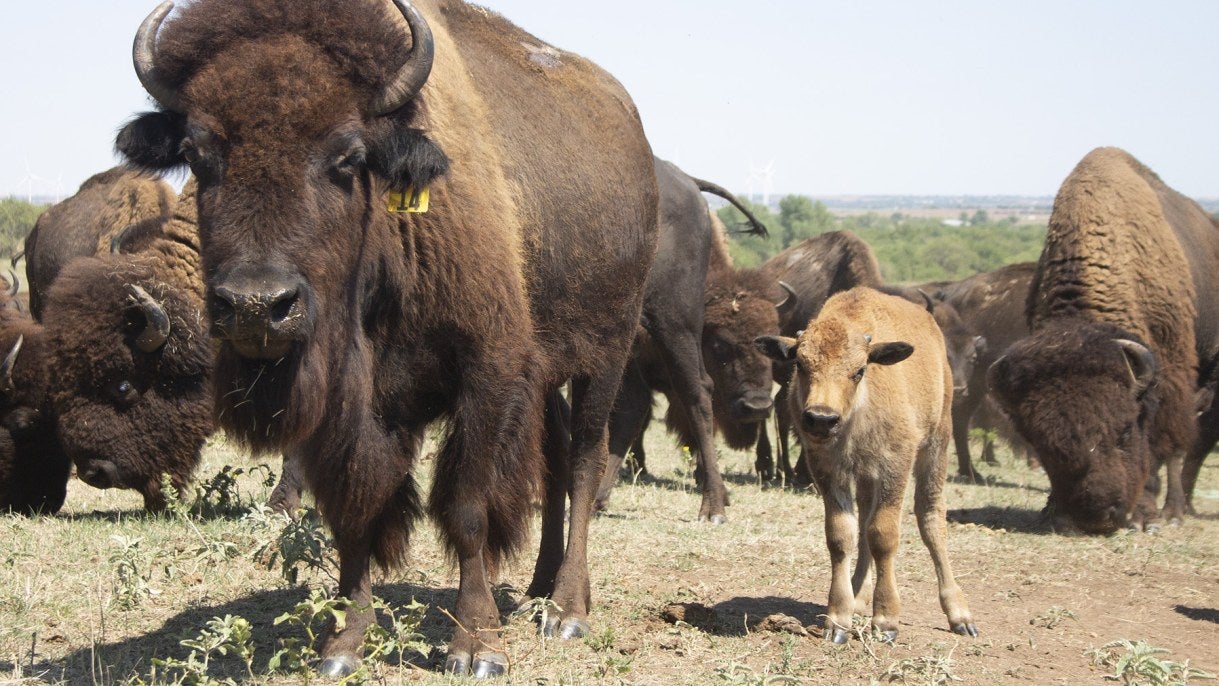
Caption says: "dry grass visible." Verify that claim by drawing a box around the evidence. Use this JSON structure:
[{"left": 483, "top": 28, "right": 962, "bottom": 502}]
[{"left": 1, "top": 422, "right": 1217, "bottom": 684}]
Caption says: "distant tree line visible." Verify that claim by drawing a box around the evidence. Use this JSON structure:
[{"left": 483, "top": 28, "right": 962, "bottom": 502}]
[
  {"left": 0, "top": 198, "right": 44, "bottom": 263},
  {"left": 718, "top": 195, "right": 1046, "bottom": 283}
]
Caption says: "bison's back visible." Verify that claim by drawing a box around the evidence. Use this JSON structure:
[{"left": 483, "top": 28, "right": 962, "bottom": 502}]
[{"left": 763, "top": 231, "right": 883, "bottom": 337}]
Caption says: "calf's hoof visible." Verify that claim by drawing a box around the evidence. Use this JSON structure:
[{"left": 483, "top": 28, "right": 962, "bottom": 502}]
[
  {"left": 877, "top": 629, "right": 898, "bottom": 643},
  {"left": 950, "top": 622, "right": 979, "bottom": 637},
  {"left": 318, "top": 655, "right": 359, "bottom": 679},
  {"left": 827, "top": 627, "right": 850, "bottom": 645}
]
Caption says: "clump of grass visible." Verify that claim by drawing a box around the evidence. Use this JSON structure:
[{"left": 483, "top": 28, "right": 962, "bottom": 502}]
[
  {"left": 1030, "top": 606, "right": 1078, "bottom": 629},
  {"left": 1087, "top": 639, "right": 1216, "bottom": 685}
]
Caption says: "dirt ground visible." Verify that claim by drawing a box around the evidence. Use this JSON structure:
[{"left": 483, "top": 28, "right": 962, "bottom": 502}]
[{"left": 1, "top": 426, "right": 1216, "bottom": 684}]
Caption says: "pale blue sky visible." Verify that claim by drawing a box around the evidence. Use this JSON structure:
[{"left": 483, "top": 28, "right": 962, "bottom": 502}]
[{"left": 2, "top": 1, "right": 1217, "bottom": 200}]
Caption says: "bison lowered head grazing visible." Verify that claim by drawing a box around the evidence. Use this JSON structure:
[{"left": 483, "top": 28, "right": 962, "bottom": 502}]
[
  {"left": 989, "top": 324, "right": 1157, "bottom": 534},
  {"left": 118, "top": 0, "right": 658, "bottom": 677}
]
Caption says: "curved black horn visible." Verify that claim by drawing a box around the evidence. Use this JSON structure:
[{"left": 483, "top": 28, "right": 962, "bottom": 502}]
[
  {"left": 5, "top": 270, "right": 18, "bottom": 299},
  {"left": 1, "top": 335, "right": 22, "bottom": 395},
  {"left": 1114, "top": 338, "right": 1156, "bottom": 394},
  {"left": 133, "top": 1, "right": 183, "bottom": 112},
  {"left": 128, "top": 284, "right": 171, "bottom": 353},
  {"left": 776, "top": 281, "right": 798, "bottom": 319},
  {"left": 917, "top": 288, "right": 935, "bottom": 313},
  {"left": 10, "top": 249, "right": 24, "bottom": 269},
  {"left": 371, "top": 0, "right": 435, "bottom": 116}
]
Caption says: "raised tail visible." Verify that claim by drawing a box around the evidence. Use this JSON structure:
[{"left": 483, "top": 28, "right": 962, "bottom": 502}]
[{"left": 691, "top": 177, "right": 769, "bottom": 238}]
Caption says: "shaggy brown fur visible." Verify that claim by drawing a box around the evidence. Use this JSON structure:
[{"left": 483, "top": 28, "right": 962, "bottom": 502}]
[
  {"left": 756, "top": 287, "right": 976, "bottom": 642},
  {"left": 24, "top": 168, "right": 174, "bottom": 319},
  {"left": 596, "top": 160, "right": 779, "bottom": 523},
  {"left": 931, "top": 262, "right": 1036, "bottom": 479},
  {"left": 757, "top": 231, "right": 884, "bottom": 483},
  {"left": 118, "top": 0, "right": 657, "bottom": 675},
  {"left": 990, "top": 147, "right": 1219, "bottom": 533},
  {"left": 0, "top": 289, "right": 68, "bottom": 514}
]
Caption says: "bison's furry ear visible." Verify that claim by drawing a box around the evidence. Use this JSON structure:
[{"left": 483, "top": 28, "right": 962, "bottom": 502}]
[
  {"left": 116, "top": 111, "right": 188, "bottom": 171},
  {"left": 754, "top": 335, "right": 797, "bottom": 362},
  {"left": 366, "top": 125, "right": 450, "bottom": 190},
  {"left": 868, "top": 341, "right": 914, "bottom": 366}
]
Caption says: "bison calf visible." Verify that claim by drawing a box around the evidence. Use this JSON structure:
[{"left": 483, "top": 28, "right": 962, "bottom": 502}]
[{"left": 756, "top": 287, "right": 976, "bottom": 643}]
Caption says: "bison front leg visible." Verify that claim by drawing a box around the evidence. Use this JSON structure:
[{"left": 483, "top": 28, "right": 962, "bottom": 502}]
[
  {"left": 865, "top": 477, "right": 908, "bottom": 641},
  {"left": 317, "top": 537, "right": 374, "bottom": 678},
  {"left": 596, "top": 362, "right": 651, "bottom": 512},
  {"left": 814, "top": 468, "right": 859, "bottom": 644},
  {"left": 268, "top": 450, "right": 305, "bottom": 514},
  {"left": 443, "top": 504, "right": 509, "bottom": 678}
]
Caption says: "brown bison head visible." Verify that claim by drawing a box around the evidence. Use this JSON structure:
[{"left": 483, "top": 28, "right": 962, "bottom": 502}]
[
  {"left": 756, "top": 321, "right": 913, "bottom": 444},
  {"left": 115, "top": 0, "right": 448, "bottom": 450},
  {"left": 39, "top": 257, "right": 213, "bottom": 511},
  {"left": 987, "top": 322, "right": 1157, "bottom": 535},
  {"left": 702, "top": 275, "right": 790, "bottom": 449}
]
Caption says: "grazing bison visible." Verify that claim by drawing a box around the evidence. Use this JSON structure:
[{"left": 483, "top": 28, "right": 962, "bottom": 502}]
[
  {"left": 118, "top": 0, "right": 657, "bottom": 677},
  {"left": 756, "top": 287, "right": 977, "bottom": 642},
  {"left": 595, "top": 158, "right": 782, "bottom": 522},
  {"left": 23, "top": 168, "right": 175, "bottom": 319},
  {"left": 17, "top": 173, "right": 213, "bottom": 511},
  {"left": 757, "top": 230, "right": 884, "bottom": 483},
  {"left": 989, "top": 147, "right": 1219, "bottom": 533},
  {"left": 928, "top": 262, "right": 1035, "bottom": 479},
  {"left": 0, "top": 284, "right": 69, "bottom": 515}
]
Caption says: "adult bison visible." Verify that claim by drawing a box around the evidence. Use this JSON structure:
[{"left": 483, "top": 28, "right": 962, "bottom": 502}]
[
  {"left": 118, "top": 0, "right": 657, "bottom": 677},
  {"left": 929, "top": 262, "right": 1035, "bottom": 479},
  {"left": 15, "top": 172, "right": 213, "bottom": 511},
  {"left": 756, "top": 230, "right": 884, "bottom": 483},
  {"left": 595, "top": 158, "right": 782, "bottom": 522},
  {"left": 755, "top": 287, "right": 977, "bottom": 643},
  {"left": 989, "top": 147, "right": 1219, "bottom": 534}
]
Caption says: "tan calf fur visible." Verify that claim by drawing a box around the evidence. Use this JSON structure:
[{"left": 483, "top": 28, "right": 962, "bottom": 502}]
[{"left": 756, "top": 286, "right": 977, "bottom": 643}]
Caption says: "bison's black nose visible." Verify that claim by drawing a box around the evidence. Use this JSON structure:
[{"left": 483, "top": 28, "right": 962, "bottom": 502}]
[
  {"left": 79, "top": 460, "right": 120, "bottom": 489},
  {"left": 210, "top": 263, "right": 311, "bottom": 358},
  {"left": 802, "top": 407, "right": 841, "bottom": 437},
  {"left": 733, "top": 395, "right": 774, "bottom": 421}
]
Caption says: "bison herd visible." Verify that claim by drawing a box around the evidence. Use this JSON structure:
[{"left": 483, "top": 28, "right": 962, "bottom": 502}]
[{"left": 1, "top": 0, "right": 1215, "bottom": 678}]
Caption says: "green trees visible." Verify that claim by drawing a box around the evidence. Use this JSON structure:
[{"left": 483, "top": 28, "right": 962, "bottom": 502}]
[
  {"left": 717, "top": 195, "right": 1045, "bottom": 282},
  {"left": 0, "top": 198, "right": 45, "bottom": 262}
]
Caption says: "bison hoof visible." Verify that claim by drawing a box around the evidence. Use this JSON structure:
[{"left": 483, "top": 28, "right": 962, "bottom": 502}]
[
  {"left": 878, "top": 629, "right": 898, "bottom": 643},
  {"left": 1144, "top": 522, "right": 1161, "bottom": 535},
  {"left": 318, "top": 655, "right": 359, "bottom": 679},
  {"left": 559, "top": 617, "right": 591, "bottom": 639},
  {"left": 951, "top": 622, "right": 979, "bottom": 637},
  {"left": 445, "top": 651, "right": 472, "bottom": 675},
  {"left": 827, "top": 628, "right": 850, "bottom": 645},
  {"left": 472, "top": 652, "right": 509, "bottom": 678},
  {"left": 704, "top": 514, "right": 727, "bottom": 525}
]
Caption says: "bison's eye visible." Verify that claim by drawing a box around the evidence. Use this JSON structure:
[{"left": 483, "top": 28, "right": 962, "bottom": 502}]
[
  {"left": 331, "top": 144, "right": 367, "bottom": 183},
  {"left": 109, "top": 379, "right": 139, "bottom": 406},
  {"left": 180, "top": 138, "right": 221, "bottom": 183},
  {"left": 795, "top": 359, "right": 808, "bottom": 374},
  {"left": 851, "top": 367, "right": 865, "bottom": 382}
]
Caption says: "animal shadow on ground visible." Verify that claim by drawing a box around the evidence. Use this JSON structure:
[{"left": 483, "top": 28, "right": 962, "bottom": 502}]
[
  {"left": 947, "top": 505, "right": 1052, "bottom": 534},
  {"left": 708, "top": 596, "right": 827, "bottom": 637},
  {"left": 947, "top": 474, "right": 1049, "bottom": 492},
  {"left": 1174, "top": 605, "right": 1219, "bottom": 624},
  {"left": 35, "top": 581, "right": 472, "bottom": 682}
]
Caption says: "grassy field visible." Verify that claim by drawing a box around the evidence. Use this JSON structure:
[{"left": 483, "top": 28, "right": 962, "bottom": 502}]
[{"left": 2, "top": 421, "right": 1217, "bottom": 685}]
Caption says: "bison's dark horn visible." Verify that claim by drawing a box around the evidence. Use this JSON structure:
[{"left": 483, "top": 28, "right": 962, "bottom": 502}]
[
  {"left": 776, "top": 281, "right": 798, "bottom": 319},
  {"left": 10, "top": 250, "right": 24, "bottom": 269},
  {"left": 1114, "top": 338, "right": 1155, "bottom": 394},
  {"left": 1, "top": 335, "right": 22, "bottom": 395},
  {"left": 128, "top": 284, "right": 171, "bottom": 353},
  {"left": 917, "top": 288, "right": 935, "bottom": 313},
  {"left": 372, "top": 0, "right": 435, "bottom": 115},
  {"left": 5, "top": 270, "right": 18, "bottom": 298},
  {"left": 134, "top": 1, "right": 183, "bottom": 113},
  {"left": 111, "top": 224, "right": 135, "bottom": 255}
]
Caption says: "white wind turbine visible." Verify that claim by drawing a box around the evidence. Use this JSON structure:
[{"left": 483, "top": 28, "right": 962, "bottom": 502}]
[{"left": 746, "top": 160, "right": 776, "bottom": 207}]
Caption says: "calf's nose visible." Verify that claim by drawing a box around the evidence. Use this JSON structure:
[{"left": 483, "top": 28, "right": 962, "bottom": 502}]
[{"left": 802, "top": 406, "right": 841, "bottom": 437}]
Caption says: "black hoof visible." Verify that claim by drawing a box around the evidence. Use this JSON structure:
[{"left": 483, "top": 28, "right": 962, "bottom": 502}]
[
  {"left": 828, "top": 628, "right": 849, "bottom": 644},
  {"left": 472, "top": 652, "right": 509, "bottom": 678},
  {"left": 318, "top": 655, "right": 359, "bottom": 679},
  {"left": 445, "top": 651, "right": 471, "bottom": 676},
  {"left": 559, "top": 617, "right": 590, "bottom": 639},
  {"left": 951, "top": 622, "right": 979, "bottom": 637}
]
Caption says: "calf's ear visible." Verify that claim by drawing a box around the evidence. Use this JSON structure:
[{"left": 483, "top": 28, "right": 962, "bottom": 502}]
[
  {"left": 754, "top": 335, "right": 797, "bottom": 362},
  {"left": 116, "top": 111, "right": 188, "bottom": 171},
  {"left": 868, "top": 341, "right": 914, "bottom": 366}
]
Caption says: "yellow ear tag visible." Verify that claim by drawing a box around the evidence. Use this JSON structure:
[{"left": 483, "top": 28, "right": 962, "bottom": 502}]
[{"left": 387, "top": 186, "right": 430, "bottom": 214}]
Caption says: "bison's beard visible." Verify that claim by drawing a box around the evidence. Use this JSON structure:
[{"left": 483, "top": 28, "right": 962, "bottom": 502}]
[
  {"left": 717, "top": 417, "right": 762, "bottom": 451},
  {"left": 212, "top": 340, "right": 329, "bottom": 454}
]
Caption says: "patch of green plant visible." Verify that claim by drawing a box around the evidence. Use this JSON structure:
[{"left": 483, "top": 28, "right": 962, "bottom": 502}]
[
  {"left": 246, "top": 504, "right": 337, "bottom": 586},
  {"left": 267, "top": 588, "right": 348, "bottom": 677},
  {"left": 1030, "top": 606, "right": 1078, "bottom": 629},
  {"left": 714, "top": 660, "right": 799, "bottom": 685},
  {"left": 109, "top": 535, "right": 158, "bottom": 610},
  {"left": 881, "top": 653, "right": 962, "bottom": 685},
  {"left": 361, "top": 595, "right": 431, "bottom": 668},
  {"left": 1087, "top": 639, "right": 1216, "bottom": 685},
  {"left": 191, "top": 464, "right": 276, "bottom": 518}
]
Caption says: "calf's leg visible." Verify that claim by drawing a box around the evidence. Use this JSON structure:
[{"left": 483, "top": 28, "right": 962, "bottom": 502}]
[
  {"left": 913, "top": 441, "right": 977, "bottom": 636},
  {"left": 813, "top": 466, "right": 859, "bottom": 644}
]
